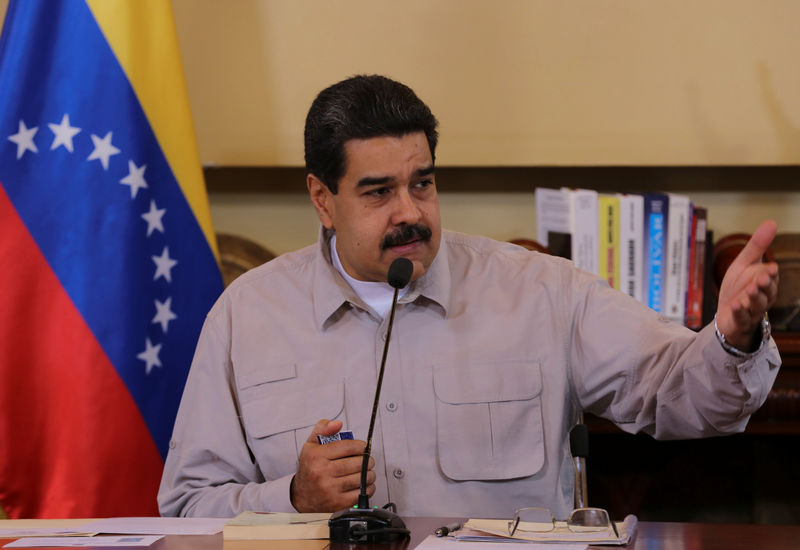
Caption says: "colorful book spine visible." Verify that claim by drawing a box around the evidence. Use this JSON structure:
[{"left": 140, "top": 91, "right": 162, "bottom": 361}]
[
  {"left": 685, "top": 207, "right": 708, "bottom": 329},
  {"left": 618, "top": 193, "right": 644, "bottom": 303},
  {"left": 598, "top": 194, "right": 621, "bottom": 289},
  {"left": 642, "top": 193, "right": 669, "bottom": 313}
]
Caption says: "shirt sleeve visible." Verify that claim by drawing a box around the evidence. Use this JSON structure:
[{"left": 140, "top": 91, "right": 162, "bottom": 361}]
[
  {"left": 157, "top": 300, "right": 297, "bottom": 517},
  {"left": 565, "top": 269, "right": 782, "bottom": 440}
]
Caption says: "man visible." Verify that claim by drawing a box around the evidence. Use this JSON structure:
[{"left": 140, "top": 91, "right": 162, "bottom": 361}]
[{"left": 158, "top": 75, "right": 780, "bottom": 519}]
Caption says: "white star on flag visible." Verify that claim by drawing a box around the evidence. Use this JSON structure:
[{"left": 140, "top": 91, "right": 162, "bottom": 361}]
[
  {"left": 120, "top": 160, "right": 149, "bottom": 199},
  {"left": 152, "top": 297, "right": 178, "bottom": 333},
  {"left": 7, "top": 120, "right": 38, "bottom": 159},
  {"left": 141, "top": 199, "right": 166, "bottom": 236},
  {"left": 87, "top": 131, "right": 120, "bottom": 170},
  {"left": 137, "top": 338, "right": 162, "bottom": 375},
  {"left": 48, "top": 113, "right": 81, "bottom": 152},
  {"left": 152, "top": 246, "right": 178, "bottom": 283}
]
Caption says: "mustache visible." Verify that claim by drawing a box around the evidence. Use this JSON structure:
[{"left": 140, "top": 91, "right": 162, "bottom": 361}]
[{"left": 381, "top": 224, "right": 432, "bottom": 250}]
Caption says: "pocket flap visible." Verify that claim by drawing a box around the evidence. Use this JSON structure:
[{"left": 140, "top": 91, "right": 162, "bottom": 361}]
[
  {"left": 433, "top": 361, "right": 542, "bottom": 404},
  {"left": 237, "top": 363, "right": 297, "bottom": 390},
  {"left": 243, "top": 382, "right": 345, "bottom": 438}
]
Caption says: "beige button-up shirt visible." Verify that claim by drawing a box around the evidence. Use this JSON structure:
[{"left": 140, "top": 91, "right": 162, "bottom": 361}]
[{"left": 158, "top": 229, "right": 781, "bottom": 519}]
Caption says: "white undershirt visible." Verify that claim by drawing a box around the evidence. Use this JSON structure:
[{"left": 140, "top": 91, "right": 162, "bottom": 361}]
[{"left": 330, "top": 233, "right": 408, "bottom": 319}]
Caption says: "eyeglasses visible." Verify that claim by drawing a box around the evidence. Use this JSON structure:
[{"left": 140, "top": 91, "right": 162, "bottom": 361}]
[{"left": 508, "top": 507, "right": 619, "bottom": 538}]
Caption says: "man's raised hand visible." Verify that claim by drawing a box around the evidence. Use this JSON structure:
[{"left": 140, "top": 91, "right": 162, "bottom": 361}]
[
  {"left": 716, "top": 220, "right": 780, "bottom": 351},
  {"left": 290, "top": 419, "right": 375, "bottom": 512}
]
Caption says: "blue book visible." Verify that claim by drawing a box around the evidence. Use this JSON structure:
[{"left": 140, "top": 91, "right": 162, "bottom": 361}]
[{"left": 642, "top": 194, "right": 669, "bottom": 313}]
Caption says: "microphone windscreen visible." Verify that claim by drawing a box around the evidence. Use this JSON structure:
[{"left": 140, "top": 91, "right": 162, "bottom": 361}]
[{"left": 387, "top": 257, "right": 413, "bottom": 289}]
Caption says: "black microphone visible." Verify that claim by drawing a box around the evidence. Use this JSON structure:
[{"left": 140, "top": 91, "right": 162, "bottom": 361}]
[
  {"left": 570, "top": 413, "right": 589, "bottom": 509},
  {"left": 329, "top": 257, "right": 413, "bottom": 543}
]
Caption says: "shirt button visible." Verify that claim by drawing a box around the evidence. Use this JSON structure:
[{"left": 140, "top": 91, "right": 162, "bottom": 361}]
[
  {"left": 386, "top": 401, "right": 398, "bottom": 412},
  {"left": 393, "top": 468, "right": 404, "bottom": 479},
  {"left": 169, "top": 440, "right": 176, "bottom": 450}
]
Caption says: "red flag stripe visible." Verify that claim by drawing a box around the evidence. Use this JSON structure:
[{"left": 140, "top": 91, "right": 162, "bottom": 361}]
[{"left": 0, "top": 183, "right": 163, "bottom": 518}]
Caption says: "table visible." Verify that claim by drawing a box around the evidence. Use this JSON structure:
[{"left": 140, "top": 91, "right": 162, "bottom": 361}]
[{"left": 3, "top": 517, "right": 800, "bottom": 550}]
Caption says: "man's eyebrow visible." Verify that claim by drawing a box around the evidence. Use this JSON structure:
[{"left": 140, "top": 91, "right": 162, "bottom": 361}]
[
  {"left": 415, "top": 165, "right": 435, "bottom": 177},
  {"left": 357, "top": 175, "right": 393, "bottom": 188},
  {"left": 356, "top": 165, "right": 435, "bottom": 188}
]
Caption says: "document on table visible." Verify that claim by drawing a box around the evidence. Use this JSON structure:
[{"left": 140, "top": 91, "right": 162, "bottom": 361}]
[
  {"left": 73, "top": 517, "right": 227, "bottom": 535},
  {"left": 456, "top": 515, "right": 637, "bottom": 545},
  {"left": 416, "top": 535, "right": 587, "bottom": 550},
  {"left": 4, "top": 536, "right": 163, "bottom": 548},
  {"left": 0, "top": 528, "right": 92, "bottom": 538},
  {"left": 0, "top": 517, "right": 226, "bottom": 538}
]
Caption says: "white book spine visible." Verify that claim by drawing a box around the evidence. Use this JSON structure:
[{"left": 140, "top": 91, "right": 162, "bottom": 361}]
[
  {"left": 567, "top": 188, "right": 599, "bottom": 275},
  {"left": 535, "top": 187, "right": 571, "bottom": 248},
  {"left": 618, "top": 193, "right": 644, "bottom": 303},
  {"left": 663, "top": 194, "right": 691, "bottom": 323}
]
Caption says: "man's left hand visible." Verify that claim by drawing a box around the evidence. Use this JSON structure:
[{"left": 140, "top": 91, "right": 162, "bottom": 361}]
[{"left": 715, "top": 220, "right": 780, "bottom": 351}]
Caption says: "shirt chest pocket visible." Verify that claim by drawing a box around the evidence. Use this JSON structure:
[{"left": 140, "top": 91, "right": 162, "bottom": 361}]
[
  {"left": 237, "top": 364, "right": 346, "bottom": 480},
  {"left": 433, "top": 360, "right": 544, "bottom": 481}
]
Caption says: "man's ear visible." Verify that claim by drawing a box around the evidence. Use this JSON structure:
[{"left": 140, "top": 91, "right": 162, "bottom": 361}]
[{"left": 307, "top": 173, "right": 335, "bottom": 229}]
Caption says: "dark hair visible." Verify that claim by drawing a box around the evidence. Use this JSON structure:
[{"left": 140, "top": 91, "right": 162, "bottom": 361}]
[{"left": 304, "top": 75, "right": 439, "bottom": 194}]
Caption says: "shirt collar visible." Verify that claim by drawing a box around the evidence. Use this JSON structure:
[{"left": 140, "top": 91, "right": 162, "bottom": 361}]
[
  {"left": 399, "top": 231, "right": 450, "bottom": 316},
  {"left": 311, "top": 227, "right": 451, "bottom": 330}
]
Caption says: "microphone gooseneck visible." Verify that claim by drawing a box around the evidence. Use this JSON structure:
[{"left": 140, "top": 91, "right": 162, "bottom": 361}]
[
  {"left": 329, "top": 257, "right": 413, "bottom": 543},
  {"left": 358, "top": 257, "right": 413, "bottom": 508}
]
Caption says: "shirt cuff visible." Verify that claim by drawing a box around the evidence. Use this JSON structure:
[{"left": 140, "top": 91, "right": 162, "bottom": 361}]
[
  {"left": 257, "top": 473, "right": 297, "bottom": 513},
  {"left": 713, "top": 313, "right": 771, "bottom": 359}
]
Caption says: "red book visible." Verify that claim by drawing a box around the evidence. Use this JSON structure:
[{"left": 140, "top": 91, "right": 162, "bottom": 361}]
[{"left": 686, "top": 207, "right": 708, "bottom": 329}]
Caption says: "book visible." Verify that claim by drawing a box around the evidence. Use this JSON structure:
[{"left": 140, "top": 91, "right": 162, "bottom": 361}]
[
  {"left": 701, "top": 227, "right": 716, "bottom": 327},
  {"left": 642, "top": 193, "right": 669, "bottom": 313},
  {"left": 535, "top": 187, "right": 571, "bottom": 250},
  {"left": 685, "top": 207, "right": 708, "bottom": 329},
  {"left": 567, "top": 188, "right": 599, "bottom": 275},
  {"left": 618, "top": 193, "right": 644, "bottom": 303},
  {"left": 663, "top": 194, "right": 691, "bottom": 323},
  {"left": 598, "top": 194, "right": 621, "bottom": 289},
  {"left": 223, "top": 512, "right": 330, "bottom": 540}
]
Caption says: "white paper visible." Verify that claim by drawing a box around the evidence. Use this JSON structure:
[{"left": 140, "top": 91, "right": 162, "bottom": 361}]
[
  {"left": 75, "top": 517, "right": 226, "bottom": 535},
  {"left": 4, "top": 535, "right": 163, "bottom": 548},
  {"left": 0, "top": 528, "right": 91, "bottom": 538},
  {"left": 416, "top": 534, "right": 587, "bottom": 550}
]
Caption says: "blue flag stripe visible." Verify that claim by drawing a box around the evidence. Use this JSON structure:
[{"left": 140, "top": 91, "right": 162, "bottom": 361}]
[{"left": 0, "top": 0, "right": 222, "bottom": 459}]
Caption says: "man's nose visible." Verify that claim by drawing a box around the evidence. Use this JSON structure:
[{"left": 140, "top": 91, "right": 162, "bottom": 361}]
[{"left": 390, "top": 189, "right": 422, "bottom": 225}]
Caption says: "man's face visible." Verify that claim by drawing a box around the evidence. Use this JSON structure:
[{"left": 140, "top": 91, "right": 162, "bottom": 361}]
[{"left": 308, "top": 132, "right": 441, "bottom": 283}]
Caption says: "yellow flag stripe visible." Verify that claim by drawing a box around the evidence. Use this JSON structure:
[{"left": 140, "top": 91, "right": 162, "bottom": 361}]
[{"left": 85, "top": 0, "right": 219, "bottom": 259}]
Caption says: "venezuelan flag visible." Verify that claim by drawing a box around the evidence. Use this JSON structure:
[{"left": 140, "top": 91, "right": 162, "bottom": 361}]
[{"left": 0, "top": 0, "right": 223, "bottom": 518}]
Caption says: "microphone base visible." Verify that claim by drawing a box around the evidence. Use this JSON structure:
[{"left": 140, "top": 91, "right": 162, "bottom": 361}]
[{"left": 329, "top": 506, "right": 409, "bottom": 543}]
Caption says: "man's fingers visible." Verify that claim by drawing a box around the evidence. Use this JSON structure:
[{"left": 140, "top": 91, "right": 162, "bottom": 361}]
[
  {"left": 327, "top": 453, "right": 366, "bottom": 477},
  {"left": 729, "top": 220, "right": 777, "bottom": 270},
  {"left": 315, "top": 439, "right": 368, "bottom": 460},
  {"left": 306, "top": 418, "right": 344, "bottom": 444},
  {"left": 325, "top": 448, "right": 375, "bottom": 477},
  {"left": 337, "top": 469, "right": 376, "bottom": 492},
  {"left": 337, "top": 472, "right": 377, "bottom": 497}
]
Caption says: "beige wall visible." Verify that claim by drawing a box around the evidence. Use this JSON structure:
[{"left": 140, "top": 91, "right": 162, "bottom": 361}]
[
  {"left": 172, "top": 0, "right": 800, "bottom": 167},
  {"left": 176, "top": 0, "right": 799, "bottom": 253}
]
